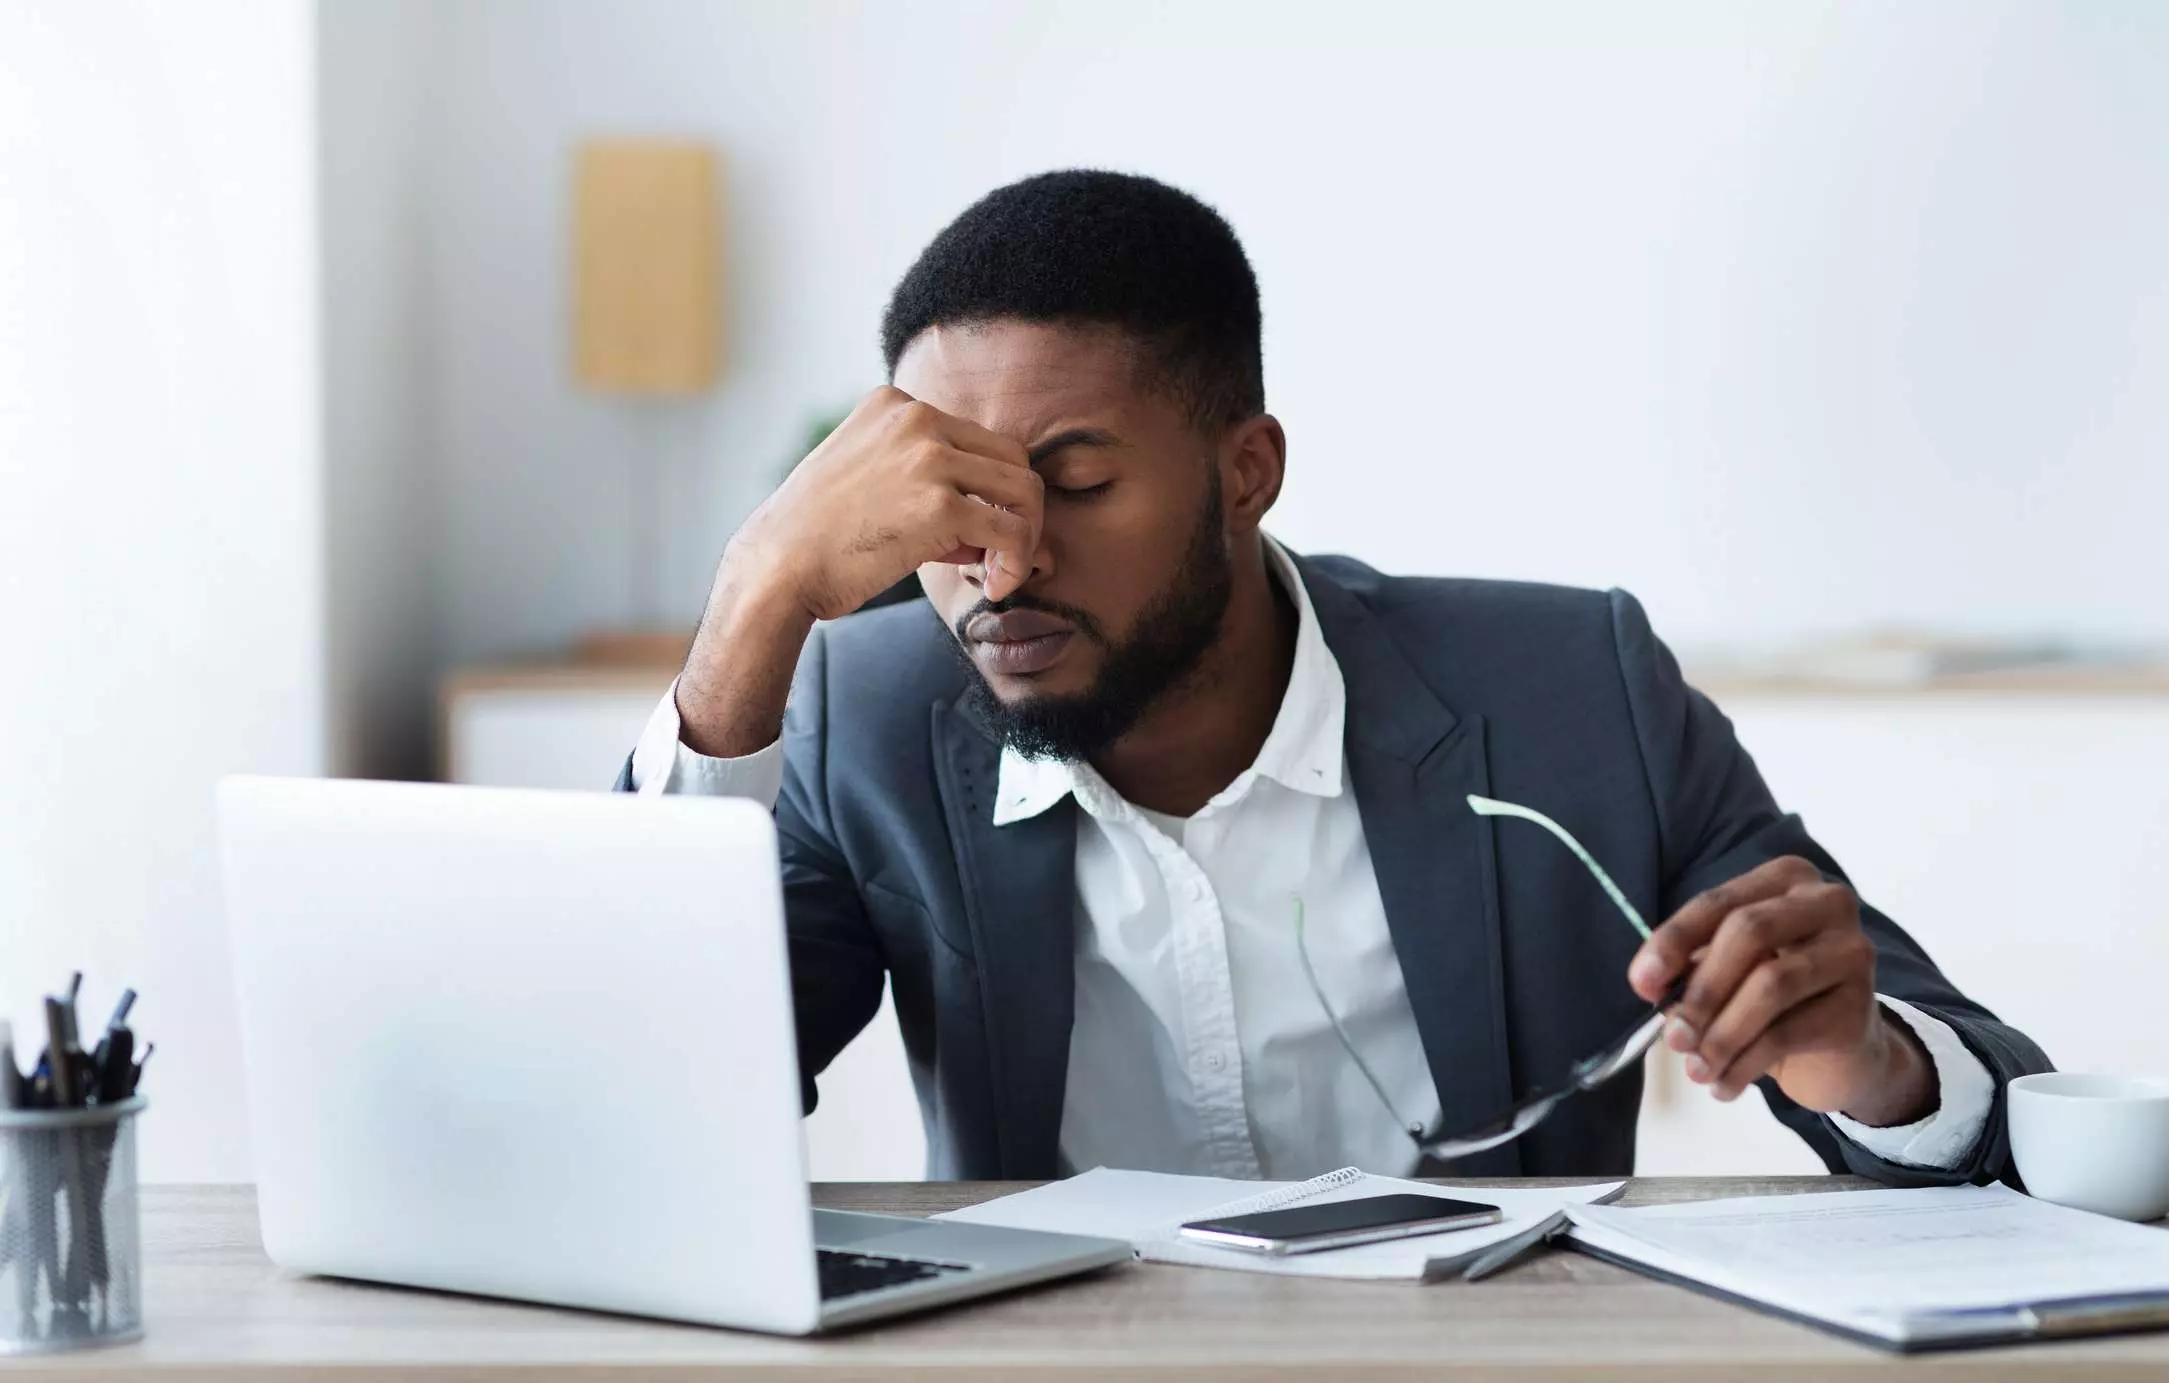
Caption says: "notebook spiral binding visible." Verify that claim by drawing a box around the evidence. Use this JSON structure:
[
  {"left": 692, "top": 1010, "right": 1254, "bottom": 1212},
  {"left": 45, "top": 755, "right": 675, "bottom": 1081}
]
[{"left": 1170, "top": 1165, "right": 1367, "bottom": 1230}]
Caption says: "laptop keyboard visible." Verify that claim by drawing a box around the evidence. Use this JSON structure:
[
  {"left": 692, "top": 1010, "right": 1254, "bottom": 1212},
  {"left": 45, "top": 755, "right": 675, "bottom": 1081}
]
[{"left": 816, "top": 1248, "right": 973, "bottom": 1301}]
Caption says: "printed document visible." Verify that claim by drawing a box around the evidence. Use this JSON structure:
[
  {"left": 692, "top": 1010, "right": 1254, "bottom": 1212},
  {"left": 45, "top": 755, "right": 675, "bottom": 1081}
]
[{"left": 1567, "top": 1184, "right": 2169, "bottom": 1346}]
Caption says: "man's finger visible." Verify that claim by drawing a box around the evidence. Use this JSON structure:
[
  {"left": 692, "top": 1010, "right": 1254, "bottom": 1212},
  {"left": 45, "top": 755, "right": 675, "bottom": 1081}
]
[
  {"left": 1666, "top": 887, "right": 1839, "bottom": 1042},
  {"left": 930, "top": 406, "right": 1033, "bottom": 471},
  {"left": 879, "top": 389, "right": 1029, "bottom": 470},
  {"left": 1707, "top": 985, "right": 1858, "bottom": 1102},
  {"left": 1628, "top": 856, "right": 1818, "bottom": 1000},
  {"left": 945, "top": 450, "right": 1045, "bottom": 543},
  {"left": 1688, "top": 927, "right": 1862, "bottom": 1084},
  {"left": 1696, "top": 1006, "right": 1807, "bottom": 1103},
  {"left": 939, "top": 449, "right": 1044, "bottom": 601},
  {"left": 943, "top": 494, "right": 1035, "bottom": 598}
]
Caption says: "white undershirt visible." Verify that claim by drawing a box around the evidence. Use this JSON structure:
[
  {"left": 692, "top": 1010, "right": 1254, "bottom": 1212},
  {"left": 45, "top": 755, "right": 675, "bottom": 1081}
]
[{"left": 631, "top": 543, "right": 1993, "bottom": 1174}]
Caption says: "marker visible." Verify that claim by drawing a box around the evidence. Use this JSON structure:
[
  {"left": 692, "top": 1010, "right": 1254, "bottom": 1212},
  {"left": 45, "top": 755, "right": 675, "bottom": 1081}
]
[
  {"left": 90, "top": 989, "right": 137, "bottom": 1095},
  {"left": 96, "top": 1027, "right": 135, "bottom": 1104}
]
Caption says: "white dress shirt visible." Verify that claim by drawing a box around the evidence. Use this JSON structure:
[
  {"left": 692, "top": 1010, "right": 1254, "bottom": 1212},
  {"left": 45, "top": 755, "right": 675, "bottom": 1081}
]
[
  {"left": 631, "top": 544, "right": 1993, "bottom": 1175},
  {"left": 990, "top": 545, "right": 1437, "bottom": 1179}
]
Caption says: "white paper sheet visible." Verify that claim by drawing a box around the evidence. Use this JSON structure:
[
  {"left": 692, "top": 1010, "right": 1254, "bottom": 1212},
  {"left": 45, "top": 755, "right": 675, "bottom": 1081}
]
[
  {"left": 938, "top": 1168, "right": 1626, "bottom": 1280},
  {"left": 1566, "top": 1184, "right": 2169, "bottom": 1343}
]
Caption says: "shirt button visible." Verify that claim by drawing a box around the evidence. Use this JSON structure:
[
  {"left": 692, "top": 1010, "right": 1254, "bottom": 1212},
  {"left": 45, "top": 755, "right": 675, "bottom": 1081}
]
[
  {"left": 1204, "top": 1052, "right": 1226, "bottom": 1072},
  {"left": 1184, "top": 879, "right": 1206, "bottom": 902}
]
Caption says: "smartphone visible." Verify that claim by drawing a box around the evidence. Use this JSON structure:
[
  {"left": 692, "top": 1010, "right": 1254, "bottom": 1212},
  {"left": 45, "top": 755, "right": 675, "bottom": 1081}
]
[{"left": 1177, "top": 1192, "right": 1502, "bottom": 1256}]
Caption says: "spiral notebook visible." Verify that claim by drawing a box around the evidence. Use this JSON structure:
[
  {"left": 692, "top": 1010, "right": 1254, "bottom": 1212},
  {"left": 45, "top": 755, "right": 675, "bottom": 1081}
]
[{"left": 939, "top": 1166, "right": 1625, "bottom": 1281}]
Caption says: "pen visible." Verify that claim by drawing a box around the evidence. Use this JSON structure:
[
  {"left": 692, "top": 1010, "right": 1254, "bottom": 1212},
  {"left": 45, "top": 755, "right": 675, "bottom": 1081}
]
[
  {"left": 25, "top": 1161, "right": 54, "bottom": 1318},
  {"left": 43, "top": 998, "right": 81, "bottom": 1108},
  {"left": 79, "top": 1109, "right": 120, "bottom": 1305},
  {"left": 129, "top": 1043, "right": 155, "bottom": 1095},
  {"left": 43, "top": 994, "right": 98, "bottom": 1304},
  {"left": 0, "top": 1020, "right": 22, "bottom": 1110},
  {"left": 0, "top": 1025, "right": 17, "bottom": 1315},
  {"left": 1460, "top": 1209, "right": 1571, "bottom": 1281},
  {"left": 0, "top": 1181, "right": 18, "bottom": 1314},
  {"left": 24, "top": 1131, "right": 58, "bottom": 1313}
]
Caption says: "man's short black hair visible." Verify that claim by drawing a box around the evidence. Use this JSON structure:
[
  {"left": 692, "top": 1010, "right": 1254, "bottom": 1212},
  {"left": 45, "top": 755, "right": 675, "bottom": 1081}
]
[{"left": 881, "top": 170, "right": 1264, "bottom": 431}]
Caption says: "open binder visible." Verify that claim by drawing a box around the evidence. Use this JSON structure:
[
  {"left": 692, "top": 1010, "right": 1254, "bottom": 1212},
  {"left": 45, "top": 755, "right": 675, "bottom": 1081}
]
[{"left": 1564, "top": 1184, "right": 2169, "bottom": 1352}]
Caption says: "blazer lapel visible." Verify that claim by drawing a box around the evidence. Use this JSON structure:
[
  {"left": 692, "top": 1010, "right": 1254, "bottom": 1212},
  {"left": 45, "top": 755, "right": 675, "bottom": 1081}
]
[
  {"left": 930, "top": 697, "right": 1077, "bottom": 1178},
  {"left": 1304, "top": 561, "right": 1523, "bottom": 1176}
]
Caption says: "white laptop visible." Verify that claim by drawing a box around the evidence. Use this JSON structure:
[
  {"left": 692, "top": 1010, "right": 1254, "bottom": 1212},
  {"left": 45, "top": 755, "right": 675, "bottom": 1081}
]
[{"left": 215, "top": 776, "right": 1130, "bottom": 1334}]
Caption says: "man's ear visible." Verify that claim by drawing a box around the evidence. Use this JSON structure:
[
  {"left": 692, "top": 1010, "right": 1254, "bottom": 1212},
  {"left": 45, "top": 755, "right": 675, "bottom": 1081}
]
[{"left": 1221, "top": 414, "right": 1287, "bottom": 532}]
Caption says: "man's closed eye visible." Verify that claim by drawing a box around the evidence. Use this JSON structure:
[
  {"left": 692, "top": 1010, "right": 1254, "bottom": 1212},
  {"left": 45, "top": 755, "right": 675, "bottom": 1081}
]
[{"left": 1048, "top": 480, "right": 1113, "bottom": 501}]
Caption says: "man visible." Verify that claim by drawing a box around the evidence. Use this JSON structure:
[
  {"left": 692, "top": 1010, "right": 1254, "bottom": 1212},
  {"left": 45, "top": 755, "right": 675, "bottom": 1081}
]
[{"left": 619, "top": 170, "right": 2048, "bottom": 1183}]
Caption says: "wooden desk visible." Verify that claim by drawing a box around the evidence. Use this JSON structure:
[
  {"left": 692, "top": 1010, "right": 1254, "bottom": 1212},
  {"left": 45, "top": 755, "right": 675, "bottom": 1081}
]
[{"left": 16, "top": 1179, "right": 2169, "bottom": 1379}]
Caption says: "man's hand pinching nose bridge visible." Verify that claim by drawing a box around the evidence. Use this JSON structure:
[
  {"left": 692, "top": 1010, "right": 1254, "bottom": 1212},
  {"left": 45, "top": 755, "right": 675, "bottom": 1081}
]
[{"left": 966, "top": 493, "right": 1035, "bottom": 602}]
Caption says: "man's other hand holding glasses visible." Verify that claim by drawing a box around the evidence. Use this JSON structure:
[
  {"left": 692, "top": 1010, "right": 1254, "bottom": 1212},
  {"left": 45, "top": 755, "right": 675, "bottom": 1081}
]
[
  {"left": 1299, "top": 796, "right": 1942, "bottom": 1163},
  {"left": 1628, "top": 853, "right": 1939, "bottom": 1129}
]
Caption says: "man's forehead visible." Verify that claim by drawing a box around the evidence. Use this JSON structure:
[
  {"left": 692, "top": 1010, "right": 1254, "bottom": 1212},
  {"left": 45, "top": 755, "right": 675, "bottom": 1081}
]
[{"left": 893, "top": 321, "right": 1142, "bottom": 436}]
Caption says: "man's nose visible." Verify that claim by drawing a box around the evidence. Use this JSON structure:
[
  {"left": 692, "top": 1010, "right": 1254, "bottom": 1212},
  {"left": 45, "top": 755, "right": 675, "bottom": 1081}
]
[{"left": 964, "top": 516, "right": 1055, "bottom": 591}]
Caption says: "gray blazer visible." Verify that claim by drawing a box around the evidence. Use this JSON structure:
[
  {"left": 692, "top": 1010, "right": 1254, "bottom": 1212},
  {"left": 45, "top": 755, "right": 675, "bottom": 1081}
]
[{"left": 618, "top": 554, "right": 2049, "bottom": 1183}]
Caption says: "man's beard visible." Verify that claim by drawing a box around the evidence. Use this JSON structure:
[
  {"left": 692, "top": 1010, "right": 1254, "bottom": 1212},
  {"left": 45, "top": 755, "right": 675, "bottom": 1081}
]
[{"left": 952, "top": 482, "right": 1232, "bottom": 763}]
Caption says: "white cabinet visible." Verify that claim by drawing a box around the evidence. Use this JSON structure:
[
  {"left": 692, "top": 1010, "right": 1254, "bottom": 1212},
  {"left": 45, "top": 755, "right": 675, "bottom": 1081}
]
[
  {"left": 1636, "top": 690, "right": 2169, "bottom": 1174},
  {"left": 445, "top": 667, "right": 2169, "bottom": 1178},
  {"left": 442, "top": 665, "right": 929, "bottom": 1180},
  {"left": 441, "top": 667, "right": 673, "bottom": 790}
]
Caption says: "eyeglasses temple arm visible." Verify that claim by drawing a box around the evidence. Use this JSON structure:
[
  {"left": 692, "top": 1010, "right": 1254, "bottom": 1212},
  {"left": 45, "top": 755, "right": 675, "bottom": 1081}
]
[
  {"left": 1465, "top": 794, "right": 1653, "bottom": 941},
  {"left": 1293, "top": 895, "right": 1425, "bottom": 1136}
]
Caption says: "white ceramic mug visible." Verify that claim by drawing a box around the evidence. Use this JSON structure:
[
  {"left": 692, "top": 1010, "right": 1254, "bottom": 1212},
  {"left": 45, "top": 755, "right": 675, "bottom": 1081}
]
[{"left": 2008, "top": 1072, "right": 2169, "bottom": 1221}]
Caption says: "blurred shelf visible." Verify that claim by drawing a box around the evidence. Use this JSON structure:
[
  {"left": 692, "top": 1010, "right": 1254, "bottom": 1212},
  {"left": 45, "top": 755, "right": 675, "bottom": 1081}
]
[
  {"left": 1686, "top": 665, "right": 2169, "bottom": 700},
  {"left": 438, "top": 657, "right": 677, "bottom": 787},
  {"left": 441, "top": 660, "right": 679, "bottom": 699}
]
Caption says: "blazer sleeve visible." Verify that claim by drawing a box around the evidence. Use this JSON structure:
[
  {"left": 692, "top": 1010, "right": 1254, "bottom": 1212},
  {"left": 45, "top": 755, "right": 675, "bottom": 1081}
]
[
  {"left": 1606, "top": 588, "right": 2053, "bottom": 1187},
  {"left": 612, "top": 627, "right": 886, "bottom": 1116}
]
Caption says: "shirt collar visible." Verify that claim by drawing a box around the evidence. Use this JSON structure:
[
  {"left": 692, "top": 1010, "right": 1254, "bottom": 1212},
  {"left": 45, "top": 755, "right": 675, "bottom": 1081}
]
[{"left": 991, "top": 539, "right": 1347, "bottom": 826}]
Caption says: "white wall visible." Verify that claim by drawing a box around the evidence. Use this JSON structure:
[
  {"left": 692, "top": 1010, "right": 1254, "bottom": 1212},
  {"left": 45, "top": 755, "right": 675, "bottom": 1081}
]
[
  {"left": 320, "top": 0, "right": 441, "bottom": 781},
  {"left": 3, "top": 0, "right": 2150, "bottom": 1185},
  {"left": 403, "top": 0, "right": 2169, "bottom": 672},
  {"left": 304, "top": 0, "right": 2169, "bottom": 1182},
  {"left": 0, "top": 1, "right": 322, "bottom": 1180}
]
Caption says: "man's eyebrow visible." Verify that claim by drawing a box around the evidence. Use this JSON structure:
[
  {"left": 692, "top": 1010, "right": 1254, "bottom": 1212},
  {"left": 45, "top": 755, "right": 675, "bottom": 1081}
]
[{"left": 1025, "top": 428, "right": 1123, "bottom": 467}]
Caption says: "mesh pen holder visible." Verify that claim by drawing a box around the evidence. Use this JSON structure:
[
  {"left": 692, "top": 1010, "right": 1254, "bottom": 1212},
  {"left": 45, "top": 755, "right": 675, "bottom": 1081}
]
[{"left": 0, "top": 1097, "right": 145, "bottom": 1354}]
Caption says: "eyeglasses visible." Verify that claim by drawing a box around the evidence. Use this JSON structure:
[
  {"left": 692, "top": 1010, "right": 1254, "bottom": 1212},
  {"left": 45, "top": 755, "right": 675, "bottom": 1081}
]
[{"left": 1293, "top": 793, "right": 1687, "bottom": 1164}]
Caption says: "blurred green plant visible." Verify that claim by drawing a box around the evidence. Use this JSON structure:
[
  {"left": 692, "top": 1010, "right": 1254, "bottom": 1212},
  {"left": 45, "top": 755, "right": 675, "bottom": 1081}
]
[{"left": 789, "top": 410, "right": 852, "bottom": 480}]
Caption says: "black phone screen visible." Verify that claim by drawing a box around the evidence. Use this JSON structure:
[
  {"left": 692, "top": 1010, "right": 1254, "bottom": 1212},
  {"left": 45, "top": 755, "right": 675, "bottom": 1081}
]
[{"left": 1183, "top": 1192, "right": 1497, "bottom": 1242}]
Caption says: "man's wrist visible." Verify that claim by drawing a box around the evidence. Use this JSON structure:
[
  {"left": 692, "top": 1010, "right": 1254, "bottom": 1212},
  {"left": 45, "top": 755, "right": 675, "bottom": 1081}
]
[
  {"left": 712, "top": 524, "right": 814, "bottom": 623},
  {"left": 1838, "top": 1008, "right": 1939, "bottom": 1128},
  {"left": 675, "top": 552, "right": 816, "bottom": 759}
]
